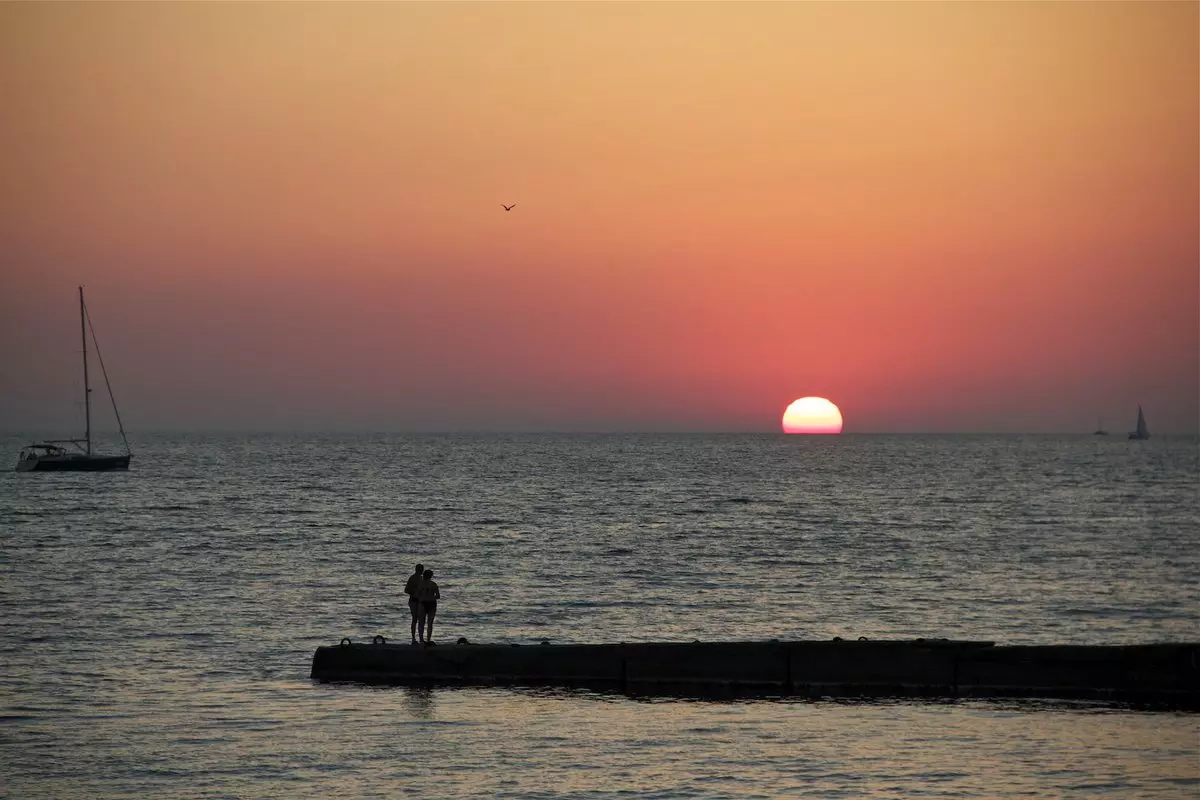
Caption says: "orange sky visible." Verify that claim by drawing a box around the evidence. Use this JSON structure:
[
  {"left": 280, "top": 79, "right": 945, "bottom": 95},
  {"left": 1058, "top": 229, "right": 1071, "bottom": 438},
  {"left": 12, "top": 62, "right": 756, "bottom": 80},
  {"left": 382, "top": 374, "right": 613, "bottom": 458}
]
[{"left": 1, "top": 2, "right": 1196, "bottom": 432}]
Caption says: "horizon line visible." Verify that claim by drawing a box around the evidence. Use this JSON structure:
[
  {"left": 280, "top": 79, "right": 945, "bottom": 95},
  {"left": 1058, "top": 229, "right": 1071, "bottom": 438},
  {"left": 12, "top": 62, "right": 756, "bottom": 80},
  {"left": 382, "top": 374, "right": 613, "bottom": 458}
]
[{"left": 3, "top": 429, "right": 1198, "bottom": 437}]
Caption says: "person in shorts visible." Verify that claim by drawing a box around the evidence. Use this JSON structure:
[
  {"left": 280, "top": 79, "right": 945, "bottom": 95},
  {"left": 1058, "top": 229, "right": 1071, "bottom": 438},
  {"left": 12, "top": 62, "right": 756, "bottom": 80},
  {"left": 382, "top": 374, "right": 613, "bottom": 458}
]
[
  {"left": 404, "top": 563, "right": 424, "bottom": 644},
  {"left": 417, "top": 569, "right": 441, "bottom": 645}
]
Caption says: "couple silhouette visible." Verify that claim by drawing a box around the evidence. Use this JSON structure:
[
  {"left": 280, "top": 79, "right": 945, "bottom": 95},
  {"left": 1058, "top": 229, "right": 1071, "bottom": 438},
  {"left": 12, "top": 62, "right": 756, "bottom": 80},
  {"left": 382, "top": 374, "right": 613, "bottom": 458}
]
[{"left": 404, "top": 564, "right": 441, "bottom": 645}]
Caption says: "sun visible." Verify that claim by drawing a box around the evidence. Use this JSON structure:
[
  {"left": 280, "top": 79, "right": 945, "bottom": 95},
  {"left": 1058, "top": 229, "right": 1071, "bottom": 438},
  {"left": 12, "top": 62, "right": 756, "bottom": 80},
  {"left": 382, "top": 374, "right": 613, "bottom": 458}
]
[{"left": 782, "top": 397, "right": 843, "bottom": 434}]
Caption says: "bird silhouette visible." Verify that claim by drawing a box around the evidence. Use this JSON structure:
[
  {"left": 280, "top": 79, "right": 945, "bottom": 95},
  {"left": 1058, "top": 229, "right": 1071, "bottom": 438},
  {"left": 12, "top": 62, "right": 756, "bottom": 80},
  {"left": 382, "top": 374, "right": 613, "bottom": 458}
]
[{"left": 502, "top": 204, "right": 516, "bottom": 211}]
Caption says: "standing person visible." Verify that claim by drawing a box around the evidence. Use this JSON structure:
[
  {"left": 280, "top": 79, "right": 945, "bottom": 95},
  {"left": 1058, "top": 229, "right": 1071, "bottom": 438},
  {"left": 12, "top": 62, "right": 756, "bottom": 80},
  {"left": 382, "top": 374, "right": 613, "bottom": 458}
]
[
  {"left": 404, "top": 563, "right": 424, "bottom": 645},
  {"left": 417, "top": 569, "right": 441, "bottom": 645}
]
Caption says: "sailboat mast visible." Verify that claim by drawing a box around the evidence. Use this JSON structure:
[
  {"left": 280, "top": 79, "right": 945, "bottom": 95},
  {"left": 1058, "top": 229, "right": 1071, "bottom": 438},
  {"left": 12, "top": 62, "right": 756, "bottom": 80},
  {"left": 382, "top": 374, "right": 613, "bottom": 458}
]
[{"left": 80, "top": 285, "right": 91, "bottom": 455}]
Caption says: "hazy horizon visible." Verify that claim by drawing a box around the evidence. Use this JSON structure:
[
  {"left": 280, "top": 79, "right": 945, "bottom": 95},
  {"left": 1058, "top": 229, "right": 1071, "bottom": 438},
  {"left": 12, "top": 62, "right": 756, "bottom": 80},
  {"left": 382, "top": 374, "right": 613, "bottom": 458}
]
[
  {"left": 4, "top": 425, "right": 1197, "bottom": 437},
  {"left": 2, "top": 3, "right": 1196, "bottom": 435}
]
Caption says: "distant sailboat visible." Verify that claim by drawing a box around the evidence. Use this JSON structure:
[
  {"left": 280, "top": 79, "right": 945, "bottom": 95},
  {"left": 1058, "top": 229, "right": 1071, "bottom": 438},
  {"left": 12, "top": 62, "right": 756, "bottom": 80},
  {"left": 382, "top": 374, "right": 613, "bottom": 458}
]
[
  {"left": 15, "top": 287, "right": 132, "bottom": 471},
  {"left": 1093, "top": 416, "right": 1108, "bottom": 436},
  {"left": 1128, "top": 405, "right": 1150, "bottom": 441}
]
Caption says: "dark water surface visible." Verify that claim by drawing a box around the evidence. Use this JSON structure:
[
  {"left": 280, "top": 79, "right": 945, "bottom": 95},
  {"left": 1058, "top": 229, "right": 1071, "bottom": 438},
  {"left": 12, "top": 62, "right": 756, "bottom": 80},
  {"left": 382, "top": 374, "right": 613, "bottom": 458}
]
[{"left": 2, "top": 434, "right": 1197, "bottom": 798}]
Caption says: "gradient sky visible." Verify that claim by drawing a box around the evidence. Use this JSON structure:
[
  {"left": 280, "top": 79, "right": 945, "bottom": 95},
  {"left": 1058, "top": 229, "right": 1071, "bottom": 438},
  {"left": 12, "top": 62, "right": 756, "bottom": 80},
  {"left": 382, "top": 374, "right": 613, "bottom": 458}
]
[{"left": 1, "top": 2, "right": 1196, "bottom": 433}]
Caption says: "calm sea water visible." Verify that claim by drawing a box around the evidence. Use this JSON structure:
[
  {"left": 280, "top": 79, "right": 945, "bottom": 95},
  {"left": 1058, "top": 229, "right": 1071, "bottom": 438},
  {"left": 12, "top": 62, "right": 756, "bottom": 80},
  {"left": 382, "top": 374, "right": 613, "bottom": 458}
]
[{"left": 1, "top": 433, "right": 1197, "bottom": 798}]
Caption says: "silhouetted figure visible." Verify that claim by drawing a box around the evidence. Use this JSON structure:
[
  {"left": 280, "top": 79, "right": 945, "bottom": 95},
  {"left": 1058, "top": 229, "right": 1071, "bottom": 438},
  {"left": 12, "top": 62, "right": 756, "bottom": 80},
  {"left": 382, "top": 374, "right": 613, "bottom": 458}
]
[
  {"left": 404, "top": 563, "right": 424, "bottom": 644},
  {"left": 417, "top": 569, "right": 440, "bottom": 645}
]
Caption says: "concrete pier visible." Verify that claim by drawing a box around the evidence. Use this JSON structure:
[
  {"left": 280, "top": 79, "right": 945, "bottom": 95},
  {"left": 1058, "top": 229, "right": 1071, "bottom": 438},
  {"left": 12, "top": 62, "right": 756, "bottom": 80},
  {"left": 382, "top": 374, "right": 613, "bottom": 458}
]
[{"left": 310, "top": 638, "right": 1199, "bottom": 707}]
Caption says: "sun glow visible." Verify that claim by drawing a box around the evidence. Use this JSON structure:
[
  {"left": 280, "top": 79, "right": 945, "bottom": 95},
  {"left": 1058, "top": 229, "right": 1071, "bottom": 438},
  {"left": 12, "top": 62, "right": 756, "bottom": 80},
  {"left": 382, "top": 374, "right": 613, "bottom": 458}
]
[{"left": 782, "top": 397, "right": 843, "bottom": 434}]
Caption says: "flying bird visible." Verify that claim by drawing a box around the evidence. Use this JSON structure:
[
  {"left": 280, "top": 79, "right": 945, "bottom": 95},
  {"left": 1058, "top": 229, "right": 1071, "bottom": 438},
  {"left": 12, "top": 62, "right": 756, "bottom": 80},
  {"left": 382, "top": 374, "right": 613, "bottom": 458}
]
[{"left": 502, "top": 204, "right": 516, "bottom": 211}]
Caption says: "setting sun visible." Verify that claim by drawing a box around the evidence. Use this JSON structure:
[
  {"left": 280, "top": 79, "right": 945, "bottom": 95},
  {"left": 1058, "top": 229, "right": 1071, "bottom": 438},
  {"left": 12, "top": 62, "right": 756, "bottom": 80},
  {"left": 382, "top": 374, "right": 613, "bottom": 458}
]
[{"left": 782, "top": 397, "right": 844, "bottom": 434}]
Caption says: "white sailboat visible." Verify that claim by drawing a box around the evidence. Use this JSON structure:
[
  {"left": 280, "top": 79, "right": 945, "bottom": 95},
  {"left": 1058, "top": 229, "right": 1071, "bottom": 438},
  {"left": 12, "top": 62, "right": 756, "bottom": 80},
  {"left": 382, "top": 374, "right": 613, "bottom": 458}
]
[
  {"left": 15, "top": 287, "right": 133, "bottom": 471},
  {"left": 1127, "top": 405, "right": 1150, "bottom": 441}
]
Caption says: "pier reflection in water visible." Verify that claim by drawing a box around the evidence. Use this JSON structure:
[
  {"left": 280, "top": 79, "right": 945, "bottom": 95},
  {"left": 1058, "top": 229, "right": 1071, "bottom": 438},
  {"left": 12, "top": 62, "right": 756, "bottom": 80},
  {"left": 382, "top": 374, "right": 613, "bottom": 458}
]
[{"left": 14, "top": 676, "right": 1196, "bottom": 799}]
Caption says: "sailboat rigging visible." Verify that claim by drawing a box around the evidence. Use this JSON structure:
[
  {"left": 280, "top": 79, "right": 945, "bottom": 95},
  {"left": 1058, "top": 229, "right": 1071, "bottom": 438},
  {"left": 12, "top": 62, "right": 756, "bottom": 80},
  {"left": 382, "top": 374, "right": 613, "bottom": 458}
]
[
  {"left": 15, "top": 287, "right": 132, "bottom": 471},
  {"left": 1127, "top": 405, "right": 1150, "bottom": 441}
]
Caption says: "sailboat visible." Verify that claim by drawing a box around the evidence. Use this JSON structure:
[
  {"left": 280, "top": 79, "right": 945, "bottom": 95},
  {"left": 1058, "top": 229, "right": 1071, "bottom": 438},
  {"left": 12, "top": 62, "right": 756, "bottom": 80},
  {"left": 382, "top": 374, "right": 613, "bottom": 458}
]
[
  {"left": 1093, "top": 416, "right": 1108, "bottom": 436},
  {"left": 15, "top": 287, "right": 132, "bottom": 472},
  {"left": 1127, "top": 405, "right": 1150, "bottom": 441}
]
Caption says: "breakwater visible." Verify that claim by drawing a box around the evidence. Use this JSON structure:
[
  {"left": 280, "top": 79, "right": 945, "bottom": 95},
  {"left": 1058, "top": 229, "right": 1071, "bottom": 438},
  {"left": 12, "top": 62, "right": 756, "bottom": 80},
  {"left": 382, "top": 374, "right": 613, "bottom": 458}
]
[{"left": 311, "top": 639, "right": 1199, "bottom": 707}]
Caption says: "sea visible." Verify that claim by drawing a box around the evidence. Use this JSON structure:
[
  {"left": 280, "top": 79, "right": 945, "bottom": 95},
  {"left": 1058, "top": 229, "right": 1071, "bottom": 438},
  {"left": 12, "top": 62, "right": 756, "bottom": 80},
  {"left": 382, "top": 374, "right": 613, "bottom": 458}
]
[{"left": 1, "top": 433, "right": 1197, "bottom": 799}]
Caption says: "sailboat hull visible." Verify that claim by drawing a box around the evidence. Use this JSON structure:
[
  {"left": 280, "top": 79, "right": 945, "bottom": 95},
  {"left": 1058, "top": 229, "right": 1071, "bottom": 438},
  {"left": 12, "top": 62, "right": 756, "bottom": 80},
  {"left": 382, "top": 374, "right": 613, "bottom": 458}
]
[{"left": 18, "top": 454, "right": 131, "bottom": 472}]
